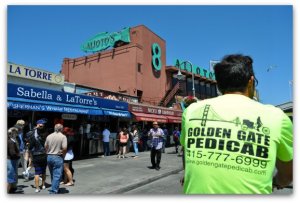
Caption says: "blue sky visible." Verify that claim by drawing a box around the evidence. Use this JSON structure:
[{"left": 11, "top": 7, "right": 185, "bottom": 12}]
[{"left": 7, "top": 5, "right": 293, "bottom": 106}]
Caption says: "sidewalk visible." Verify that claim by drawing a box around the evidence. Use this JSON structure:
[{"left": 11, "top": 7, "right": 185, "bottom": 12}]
[{"left": 15, "top": 147, "right": 183, "bottom": 195}]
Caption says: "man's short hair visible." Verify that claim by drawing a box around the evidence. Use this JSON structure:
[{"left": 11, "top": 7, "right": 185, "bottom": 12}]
[
  {"left": 16, "top": 120, "right": 25, "bottom": 126},
  {"left": 54, "top": 124, "right": 64, "bottom": 132},
  {"left": 214, "top": 54, "right": 255, "bottom": 94},
  {"left": 8, "top": 127, "right": 19, "bottom": 138}
]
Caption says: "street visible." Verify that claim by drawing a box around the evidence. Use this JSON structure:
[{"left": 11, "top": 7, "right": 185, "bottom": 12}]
[{"left": 12, "top": 146, "right": 292, "bottom": 195}]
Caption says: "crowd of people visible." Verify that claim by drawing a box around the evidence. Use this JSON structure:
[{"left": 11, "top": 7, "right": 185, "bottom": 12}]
[
  {"left": 7, "top": 117, "right": 181, "bottom": 194},
  {"left": 7, "top": 119, "right": 77, "bottom": 194}
]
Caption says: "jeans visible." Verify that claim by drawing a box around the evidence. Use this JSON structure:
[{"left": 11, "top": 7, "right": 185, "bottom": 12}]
[
  {"left": 47, "top": 155, "right": 64, "bottom": 194},
  {"left": 103, "top": 142, "right": 110, "bottom": 156},
  {"left": 133, "top": 142, "right": 139, "bottom": 156},
  {"left": 7, "top": 159, "right": 19, "bottom": 184}
]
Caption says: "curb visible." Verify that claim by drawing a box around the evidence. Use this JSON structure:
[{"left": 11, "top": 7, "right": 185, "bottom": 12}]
[{"left": 103, "top": 168, "right": 183, "bottom": 194}]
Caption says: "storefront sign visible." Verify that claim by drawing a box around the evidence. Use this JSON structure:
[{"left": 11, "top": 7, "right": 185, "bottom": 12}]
[
  {"left": 8, "top": 83, "right": 128, "bottom": 111},
  {"left": 85, "top": 90, "right": 138, "bottom": 103},
  {"left": 174, "top": 59, "right": 216, "bottom": 80},
  {"left": 7, "top": 62, "right": 64, "bottom": 85},
  {"left": 128, "top": 103, "right": 182, "bottom": 117},
  {"left": 62, "top": 114, "right": 78, "bottom": 120},
  {"left": 81, "top": 27, "right": 131, "bottom": 53}
]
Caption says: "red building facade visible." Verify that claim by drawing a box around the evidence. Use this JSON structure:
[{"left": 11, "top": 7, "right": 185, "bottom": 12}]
[{"left": 61, "top": 25, "right": 217, "bottom": 108}]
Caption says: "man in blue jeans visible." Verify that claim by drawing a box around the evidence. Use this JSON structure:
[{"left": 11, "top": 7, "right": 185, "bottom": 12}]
[
  {"left": 102, "top": 125, "right": 111, "bottom": 157},
  {"left": 45, "top": 123, "right": 67, "bottom": 194}
]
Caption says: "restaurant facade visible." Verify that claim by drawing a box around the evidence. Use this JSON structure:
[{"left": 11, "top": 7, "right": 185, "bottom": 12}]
[
  {"left": 7, "top": 62, "right": 131, "bottom": 157},
  {"left": 8, "top": 25, "right": 219, "bottom": 157}
]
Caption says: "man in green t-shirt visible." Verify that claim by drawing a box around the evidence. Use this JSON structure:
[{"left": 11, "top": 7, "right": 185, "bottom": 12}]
[{"left": 180, "top": 54, "right": 293, "bottom": 194}]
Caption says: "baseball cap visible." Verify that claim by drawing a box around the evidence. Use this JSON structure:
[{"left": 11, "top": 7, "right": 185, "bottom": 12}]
[{"left": 36, "top": 118, "right": 47, "bottom": 125}]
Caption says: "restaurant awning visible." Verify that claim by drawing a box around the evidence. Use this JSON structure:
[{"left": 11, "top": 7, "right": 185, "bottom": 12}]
[
  {"left": 8, "top": 97, "right": 103, "bottom": 115},
  {"left": 166, "top": 116, "right": 182, "bottom": 123},
  {"left": 131, "top": 112, "right": 168, "bottom": 123}
]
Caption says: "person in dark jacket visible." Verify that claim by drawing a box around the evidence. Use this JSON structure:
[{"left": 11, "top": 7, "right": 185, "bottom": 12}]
[
  {"left": 7, "top": 127, "right": 20, "bottom": 193},
  {"left": 27, "top": 119, "right": 49, "bottom": 193}
]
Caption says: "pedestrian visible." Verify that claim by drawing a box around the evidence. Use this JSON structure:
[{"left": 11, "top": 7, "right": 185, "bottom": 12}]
[
  {"left": 45, "top": 123, "right": 67, "bottom": 194},
  {"left": 127, "top": 126, "right": 133, "bottom": 153},
  {"left": 147, "top": 122, "right": 164, "bottom": 171},
  {"left": 117, "top": 127, "right": 129, "bottom": 159},
  {"left": 115, "top": 127, "right": 122, "bottom": 155},
  {"left": 23, "top": 133, "right": 34, "bottom": 181},
  {"left": 7, "top": 127, "right": 20, "bottom": 194},
  {"left": 62, "top": 127, "right": 75, "bottom": 186},
  {"left": 180, "top": 54, "right": 293, "bottom": 194},
  {"left": 102, "top": 124, "right": 111, "bottom": 157},
  {"left": 141, "top": 128, "right": 149, "bottom": 152},
  {"left": 131, "top": 125, "right": 139, "bottom": 158},
  {"left": 14, "top": 120, "right": 27, "bottom": 180},
  {"left": 17, "top": 120, "right": 35, "bottom": 181},
  {"left": 161, "top": 125, "right": 168, "bottom": 153},
  {"left": 172, "top": 127, "right": 180, "bottom": 154},
  {"left": 27, "top": 119, "right": 49, "bottom": 193}
]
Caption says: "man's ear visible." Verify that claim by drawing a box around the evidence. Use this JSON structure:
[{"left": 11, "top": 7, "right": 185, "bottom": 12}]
[{"left": 247, "top": 76, "right": 255, "bottom": 99}]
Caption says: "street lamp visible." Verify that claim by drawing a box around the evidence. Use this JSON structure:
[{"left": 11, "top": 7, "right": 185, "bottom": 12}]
[{"left": 177, "top": 61, "right": 195, "bottom": 97}]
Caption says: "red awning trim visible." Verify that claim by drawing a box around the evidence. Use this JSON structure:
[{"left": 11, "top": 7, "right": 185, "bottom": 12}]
[
  {"left": 166, "top": 116, "right": 182, "bottom": 123},
  {"left": 132, "top": 112, "right": 168, "bottom": 123}
]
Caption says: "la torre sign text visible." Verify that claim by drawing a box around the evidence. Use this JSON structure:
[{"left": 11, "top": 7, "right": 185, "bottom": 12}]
[
  {"left": 174, "top": 59, "right": 216, "bottom": 80},
  {"left": 8, "top": 62, "right": 64, "bottom": 85},
  {"left": 81, "top": 27, "right": 131, "bottom": 53}
]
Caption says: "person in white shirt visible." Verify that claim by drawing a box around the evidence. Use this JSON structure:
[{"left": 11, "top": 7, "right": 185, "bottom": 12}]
[{"left": 102, "top": 124, "right": 111, "bottom": 157}]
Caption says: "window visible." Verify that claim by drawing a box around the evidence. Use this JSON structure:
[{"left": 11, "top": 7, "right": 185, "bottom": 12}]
[
  {"left": 211, "top": 84, "right": 217, "bottom": 97},
  {"left": 200, "top": 82, "right": 206, "bottom": 99},
  {"left": 206, "top": 83, "right": 211, "bottom": 98},
  {"left": 137, "top": 90, "right": 143, "bottom": 102},
  {"left": 137, "top": 63, "right": 142, "bottom": 73},
  {"left": 194, "top": 80, "right": 200, "bottom": 98}
]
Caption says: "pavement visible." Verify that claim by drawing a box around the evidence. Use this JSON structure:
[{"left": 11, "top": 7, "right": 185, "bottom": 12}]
[
  {"left": 11, "top": 146, "right": 293, "bottom": 195},
  {"left": 13, "top": 146, "right": 184, "bottom": 195}
]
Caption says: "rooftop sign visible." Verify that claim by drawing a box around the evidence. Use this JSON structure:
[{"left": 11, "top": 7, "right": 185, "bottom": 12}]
[
  {"left": 175, "top": 59, "right": 216, "bottom": 80},
  {"left": 8, "top": 62, "right": 64, "bottom": 85},
  {"left": 81, "top": 27, "right": 131, "bottom": 53}
]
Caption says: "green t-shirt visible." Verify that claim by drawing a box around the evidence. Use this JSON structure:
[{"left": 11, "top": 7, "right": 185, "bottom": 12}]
[{"left": 180, "top": 94, "right": 293, "bottom": 194}]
